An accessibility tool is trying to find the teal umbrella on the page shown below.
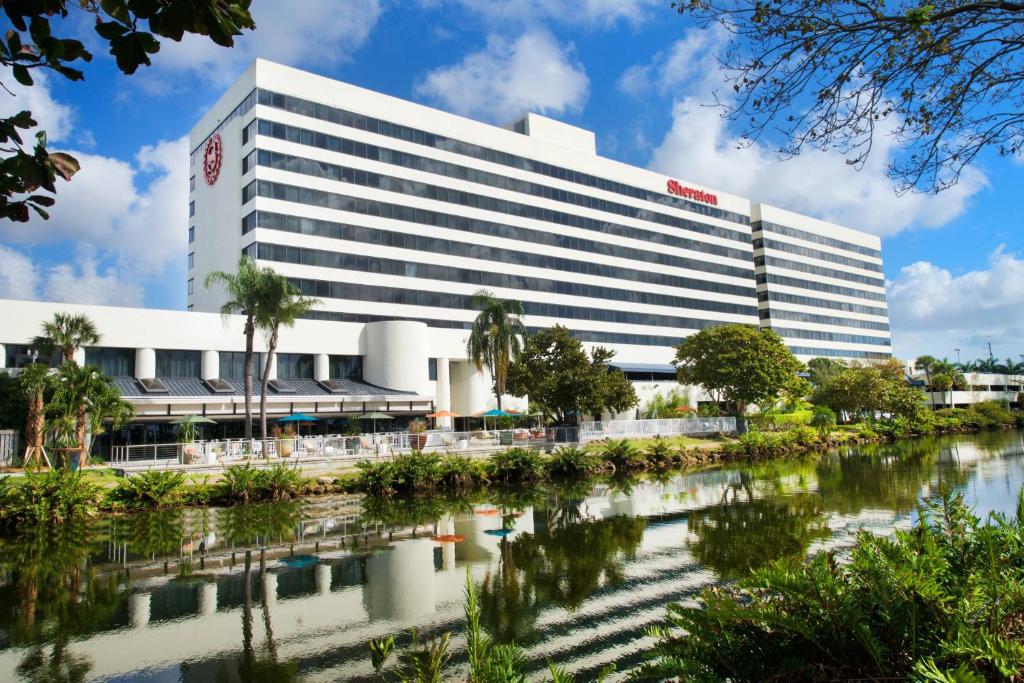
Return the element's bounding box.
[278,413,318,436]
[354,411,394,433]
[478,409,512,431]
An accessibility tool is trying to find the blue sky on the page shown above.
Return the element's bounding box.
[0,0,1021,364]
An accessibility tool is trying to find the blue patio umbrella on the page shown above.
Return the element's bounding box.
[278,412,318,435]
[478,408,512,431]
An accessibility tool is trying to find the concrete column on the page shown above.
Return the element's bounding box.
[450,361,492,414]
[0,343,6,369]
[135,348,156,379]
[73,347,86,366]
[316,563,331,595]
[436,357,451,428]
[363,321,429,394]
[440,515,456,571]
[199,581,217,616]
[129,592,151,628]
[314,353,330,382]
[201,350,219,380]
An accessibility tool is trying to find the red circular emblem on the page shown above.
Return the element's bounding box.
[203,133,223,186]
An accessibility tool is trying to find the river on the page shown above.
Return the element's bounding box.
[1,431,1023,681]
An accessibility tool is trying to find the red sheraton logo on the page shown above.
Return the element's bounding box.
[666,179,717,206]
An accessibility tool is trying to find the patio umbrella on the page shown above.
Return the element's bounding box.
[169,414,217,441]
[355,411,393,433]
[426,409,461,429]
[479,408,512,431]
[278,412,319,436]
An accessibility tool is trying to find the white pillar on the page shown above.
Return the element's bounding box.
[314,353,330,382]
[201,350,219,380]
[73,347,86,366]
[199,581,217,616]
[129,592,151,628]
[363,321,429,394]
[135,348,155,379]
[436,357,451,428]
[316,563,331,594]
[0,343,6,369]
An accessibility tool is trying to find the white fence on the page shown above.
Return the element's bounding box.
[0,430,18,467]
[578,417,736,443]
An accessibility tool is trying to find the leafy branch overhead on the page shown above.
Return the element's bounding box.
[0,0,256,222]
[673,1,1024,193]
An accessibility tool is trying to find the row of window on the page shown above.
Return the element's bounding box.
[252,241,758,320]
[755,255,886,287]
[244,181,750,262]
[250,118,752,244]
[759,308,890,331]
[254,88,750,226]
[788,346,892,359]
[247,211,755,297]
[753,220,882,258]
[772,327,892,347]
[757,273,888,303]
[301,309,690,348]
[189,89,257,161]
[753,236,883,273]
[243,150,753,252]
[276,272,754,332]
[757,290,888,317]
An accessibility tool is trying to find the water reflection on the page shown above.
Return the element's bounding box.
[0,432,1021,681]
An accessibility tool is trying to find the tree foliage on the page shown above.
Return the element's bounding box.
[507,324,637,424]
[32,312,99,364]
[673,324,803,415]
[673,0,1024,193]
[0,0,255,221]
[812,358,924,421]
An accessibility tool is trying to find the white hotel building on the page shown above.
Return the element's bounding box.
[0,60,891,449]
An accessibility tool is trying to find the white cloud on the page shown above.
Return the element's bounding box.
[42,246,144,307]
[639,30,987,236]
[618,26,726,98]
[418,0,658,28]
[887,246,1024,360]
[415,29,589,123]
[0,245,39,300]
[0,69,75,143]
[138,0,384,88]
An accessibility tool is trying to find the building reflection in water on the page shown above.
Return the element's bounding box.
[0,431,1021,682]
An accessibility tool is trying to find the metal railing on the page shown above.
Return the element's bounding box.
[578,416,736,443]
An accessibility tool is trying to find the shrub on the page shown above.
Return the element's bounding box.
[546,446,603,477]
[219,463,304,504]
[260,464,304,501]
[643,437,676,468]
[638,487,1024,682]
[356,452,479,495]
[600,439,646,471]
[106,471,186,509]
[437,454,483,489]
[220,464,265,504]
[967,399,1015,428]
[488,447,546,483]
[0,470,101,526]
[809,405,836,438]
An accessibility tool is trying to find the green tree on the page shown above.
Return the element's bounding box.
[807,357,846,386]
[809,405,836,438]
[507,325,637,424]
[673,325,803,416]
[255,273,319,441]
[32,312,100,365]
[16,363,51,469]
[931,373,953,409]
[48,364,132,464]
[1,1,255,222]
[812,360,924,422]
[674,1,1024,193]
[205,256,269,443]
[915,355,937,404]
[466,290,527,411]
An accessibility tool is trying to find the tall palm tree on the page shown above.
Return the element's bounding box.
[466,290,526,411]
[914,355,937,406]
[17,363,52,469]
[975,357,999,373]
[256,274,319,441]
[205,257,271,443]
[32,312,100,365]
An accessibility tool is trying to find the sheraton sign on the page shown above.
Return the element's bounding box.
[666,179,718,206]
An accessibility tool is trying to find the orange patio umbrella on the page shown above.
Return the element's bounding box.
[426,409,461,429]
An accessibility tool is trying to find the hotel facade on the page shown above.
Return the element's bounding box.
[0,60,891,447]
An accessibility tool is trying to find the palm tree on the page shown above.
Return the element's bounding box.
[466,290,526,411]
[256,274,319,441]
[32,312,100,365]
[975,357,999,373]
[931,373,954,409]
[914,355,937,406]
[17,363,52,469]
[205,257,271,443]
[49,364,133,466]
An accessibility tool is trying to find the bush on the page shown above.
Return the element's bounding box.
[106,471,186,509]
[600,439,646,471]
[437,454,484,489]
[357,452,483,495]
[488,447,546,483]
[0,470,101,526]
[546,446,603,477]
[643,437,676,468]
[219,463,304,504]
[748,410,813,432]
[260,464,305,501]
[967,399,1015,428]
[721,428,820,459]
[638,487,1024,682]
